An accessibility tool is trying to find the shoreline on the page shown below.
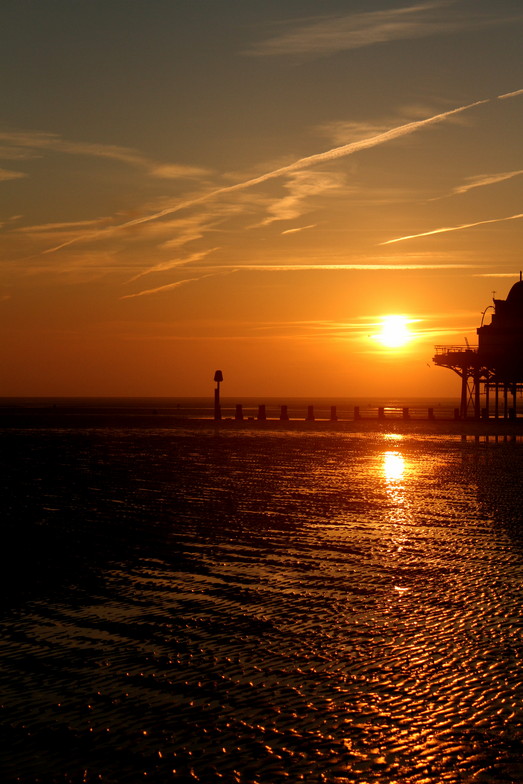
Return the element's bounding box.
[2,408,523,436]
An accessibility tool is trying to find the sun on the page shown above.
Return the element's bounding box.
[375,315,412,348]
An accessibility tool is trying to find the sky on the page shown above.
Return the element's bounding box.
[1,0,522,399]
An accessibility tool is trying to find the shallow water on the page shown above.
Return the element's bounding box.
[1,428,523,783]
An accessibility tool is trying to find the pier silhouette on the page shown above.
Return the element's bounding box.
[434,275,523,420]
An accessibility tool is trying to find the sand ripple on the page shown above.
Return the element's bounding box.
[1,429,523,782]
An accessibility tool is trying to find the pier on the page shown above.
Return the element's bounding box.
[433,276,523,420]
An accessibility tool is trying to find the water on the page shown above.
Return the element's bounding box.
[1,425,523,783]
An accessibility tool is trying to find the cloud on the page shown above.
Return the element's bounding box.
[316,119,402,146]
[151,163,211,179]
[474,272,523,278]
[281,224,317,235]
[381,212,523,245]
[0,215,22,230]
[219,263,478,272]
[0,129,211,180]
[449,169,523,196]
[498,88,523,100]
[255,170,345,227]
[245,1,521,57]
[149,262,478,274]
[120,274,218,300]
[120,262,478,301]
[43,92,500,255]
[18,217,114,236]
[127,248,220,283]
[0,167,27,182]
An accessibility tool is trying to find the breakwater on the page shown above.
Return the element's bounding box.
[221,402,454,422]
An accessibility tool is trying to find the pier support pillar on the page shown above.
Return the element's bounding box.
[280,405,289,421]
[306,405,315,421]
[257,404,266,421]
[460,372,467,419]
[378,407,385,420]
[330,406,337,421]
[474,369,481,420]
[235,404,244,421]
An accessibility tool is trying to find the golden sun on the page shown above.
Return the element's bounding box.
[375,315,412,348]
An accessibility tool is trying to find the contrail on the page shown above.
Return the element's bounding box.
[381,212,523,245]
[498,88,523,99]
[212,263,478,271]
[122,263,476,299]
[120,274,216,299]
[126,247,220,283]
[44,93,506,254]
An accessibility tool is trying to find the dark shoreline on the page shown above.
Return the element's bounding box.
[2,407,523,436]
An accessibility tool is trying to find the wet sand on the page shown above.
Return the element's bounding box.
[1,427,523,782]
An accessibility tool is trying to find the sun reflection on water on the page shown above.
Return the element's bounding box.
[379,443,413,559]
[383,451,405,483]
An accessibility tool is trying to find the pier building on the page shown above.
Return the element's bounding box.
[433,275,523,419]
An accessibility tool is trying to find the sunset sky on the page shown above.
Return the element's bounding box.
[2,0,522,398]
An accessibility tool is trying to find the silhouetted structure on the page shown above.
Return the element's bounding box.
[433,275,523,419]
[214,370,223,421]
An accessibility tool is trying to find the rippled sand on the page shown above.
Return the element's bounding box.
[1,428,523,783]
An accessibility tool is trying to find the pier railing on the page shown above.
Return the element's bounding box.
[434,345,478,355]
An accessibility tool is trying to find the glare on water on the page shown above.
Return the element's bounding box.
[1,427,523,783]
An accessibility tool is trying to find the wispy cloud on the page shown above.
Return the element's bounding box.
[498,88,523,100]
[245,1,521,57]
[381,212,523,245]
[254,170,344,227]
[127,248,220,283]
[0,129,210,180]
[0,167,27,182]
[120,273,219,300]
[17,217,114,238]
[281,224,317,235]
[218,263,477,272]
[0,215,22,231]
[44,92,502,255]
[474,272,523,278]
[448,169,523,196]
[121,262,478,300]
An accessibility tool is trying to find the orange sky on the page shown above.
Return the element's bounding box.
[1,1,522,398]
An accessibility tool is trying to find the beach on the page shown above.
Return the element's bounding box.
[1,422,523,783]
